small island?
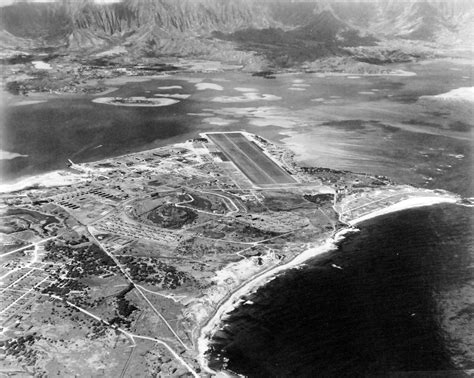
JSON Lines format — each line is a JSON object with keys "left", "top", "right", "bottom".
{"left": 92, "top": 96, "right": 179, "bottom": 107}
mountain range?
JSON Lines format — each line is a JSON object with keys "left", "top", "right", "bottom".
{"left": 1, "top": 0, "right": 473, "bottom": 69}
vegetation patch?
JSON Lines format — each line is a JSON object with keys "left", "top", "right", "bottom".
{"left": 147, "top": 204, "right": 197, "bottom": 229}
{"left": 263, "top": 191, "right": 315, "bottom": 211}
{"left": 44, "top": 240, "right": 117, "bottom": 277}
{"left": 119, "top": 256, "right": 192, "bottom": 289}
{"left": 303, "top": 193, "right": 334, "bottom": 206}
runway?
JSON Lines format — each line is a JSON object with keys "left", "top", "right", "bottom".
{"left": 208, "top": 133, "right": 295, "bottom": 186}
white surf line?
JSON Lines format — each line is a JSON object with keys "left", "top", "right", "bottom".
{"left": 197, "top": 228, "right": 354, "bottom": 375}
{"left": 196, "top": 192, "right": 464, "bottom": 373}
{"left": 340, "top": 192, "right": 407, "bottom": 216}
{"left": 348, "top": 195, "right": 459, "bottom": 226}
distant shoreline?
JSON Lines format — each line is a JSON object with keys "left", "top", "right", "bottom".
{"left": 308, "top": 69, "right": 417, "bottom": 77}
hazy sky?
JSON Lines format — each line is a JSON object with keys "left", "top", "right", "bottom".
{"left": 0, "top": 0, "right": 122, "bottom": 5}
{"left": 0, "top": 0, "right": 463, "bottom": 5}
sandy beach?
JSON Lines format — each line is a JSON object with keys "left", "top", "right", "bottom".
{"left": 196, "top": 227, "right": 358, "bottom": 374}
{"left": 0, "top": 170, "right": 87, "bottom": 193}
{"left": 196, "top": 192, "right": 461, "bottom": 374}
{"left": 348, "top": 195, "right": 460, "bottom": 226}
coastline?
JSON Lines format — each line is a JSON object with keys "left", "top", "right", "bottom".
{"left": 196, "top": 228, "right": 353, "bottom": 375}
{"left": 312, "top": 70, "right": 417, "bottom": 77}
{"left": 0, "top": 140, "right": 192, "bottom": 194}
{"left": 0, "top": 170, "right": 86, "bottom": 194}
{"left": 196, "top": 193, "right": 461, "bottom": 375}
{"left": 0, "top": 128, "right": 466, "bottom": 374}
{"left": 348, "top": 195, "right": 459, "bottom": 226}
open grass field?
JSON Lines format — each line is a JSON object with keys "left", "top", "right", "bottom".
{"left": 208, "top": 133, "right": 295, "bottom": 186}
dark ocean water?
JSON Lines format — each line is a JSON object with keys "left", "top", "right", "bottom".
{"left": 207, "top": 204, "right": 474, "bottom": 377}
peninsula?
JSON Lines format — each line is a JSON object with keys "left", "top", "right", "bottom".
{"left": 0, "top": 132, "right": 464, "bottom": 376}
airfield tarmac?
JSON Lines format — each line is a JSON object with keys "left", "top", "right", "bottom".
{"left": 206, "top": 132, "right": 296, "bottom": 187}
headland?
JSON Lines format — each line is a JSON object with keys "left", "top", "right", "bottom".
{"left": 0, "top": 131, "right": 467, "bottom": 376}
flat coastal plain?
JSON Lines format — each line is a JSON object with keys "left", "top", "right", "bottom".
{"left": 207, "top": 132, "right": 295, "bottom": 187}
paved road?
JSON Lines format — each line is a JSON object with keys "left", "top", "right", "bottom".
{"left": 87, "top": 227, "right": 190, "bottom": 351}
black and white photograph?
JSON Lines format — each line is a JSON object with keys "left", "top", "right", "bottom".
{"left": 0, "top": 0, "right": 473, "bottom": 376}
